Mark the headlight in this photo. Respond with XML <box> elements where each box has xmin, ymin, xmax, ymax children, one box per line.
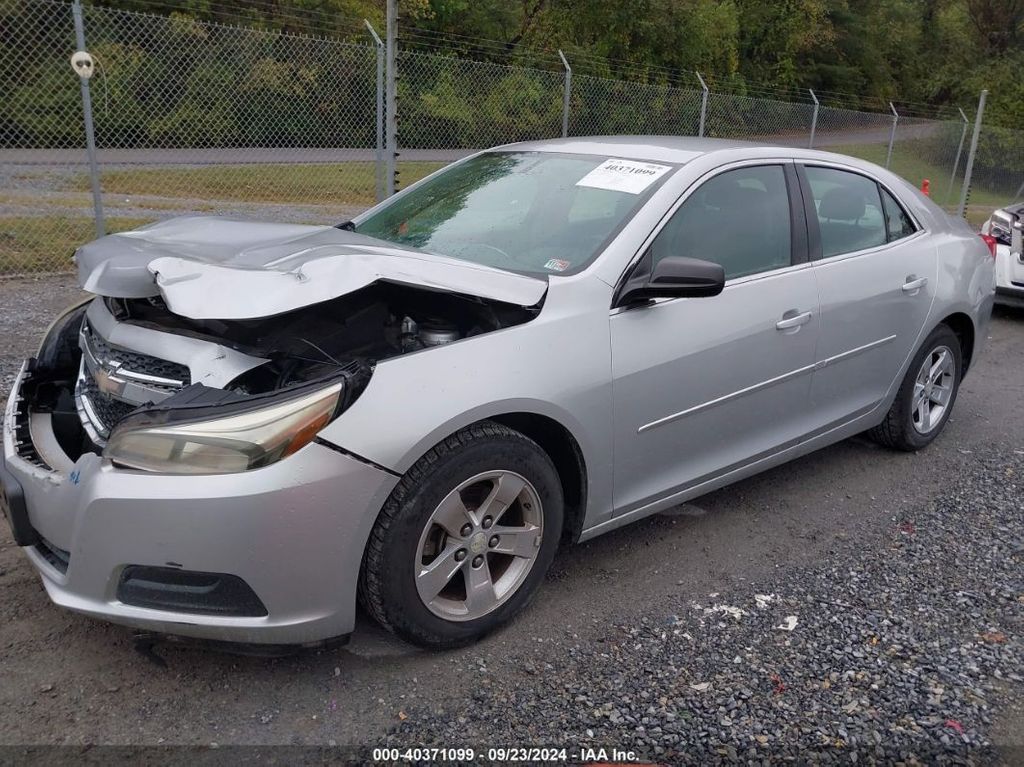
<box><xmin>105</xmin><ymin>383</ymin><xmax>342</xmax><ymax>475</ymax></box>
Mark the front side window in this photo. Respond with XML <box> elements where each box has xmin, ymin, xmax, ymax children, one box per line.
<box><xmin>804</xmin><ymin>166</ymin><xmax>886</xmax><ymax>257</ymax></box>
<box><xmin>356</xmin><ymin>152</ymin><xmax>676</xmax><ymax>275</ymax></box>
<box><xmin>647</xmin><ymin>165</ymin><xmax>792</xmax><ymax>280</ymax></box>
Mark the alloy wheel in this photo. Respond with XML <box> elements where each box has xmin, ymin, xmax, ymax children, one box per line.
<box><xmin>414</xmin><ymin>470</ymin><xmax>543</xmax><ymax>622</ymax></box>
<box><xmin>911</xmin><ymin>344</ymin><xmax>955</xmax><ymax>434</ymax></box>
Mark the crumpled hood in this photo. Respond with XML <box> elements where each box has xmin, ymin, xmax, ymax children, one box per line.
<box><xmin>75</xmin><ymin>216</ymin><xmax>548</xmax><ymax>320</ymax></box>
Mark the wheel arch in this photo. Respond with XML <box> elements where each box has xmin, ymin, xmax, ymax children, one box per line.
<box><xmin>486</xmin><ymin>412</ymin><xmax>589</xmax><ymax>545</ymax></box>
<box><xmin>938</xmin><ymin>311</ymin><xmax>975</xmax><ymax>374</ymax></box>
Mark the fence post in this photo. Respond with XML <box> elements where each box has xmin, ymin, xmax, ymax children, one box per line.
<box><xmin>71</xmin><ymin>0</ymin><xmax>104</xmax><ymax>238</ymax></box>
<box><xmin>384</xmin><ymin>0</ymin><xmax>398</xmax><ymax>196</ymax></box>
<box><xmin>957</xmin><ymin>90</ymin><xmax>987</xmax><ymax>219</ymax></box>
<box><xmin>945</xmin><ymin>108</ymin><xmax>969</xmax><ymax>208</ymax></box>
<box><xmin>558</xmin><ymin>50</ymin><xmax>571</xmax><ymax>138</ymax></box>
<box><xmin>808</xmin><ymin>89</ymin><xmax>819</xmax><ymax>148</ymax></box>
<box><xmin>885</xmin><ymin>102</ymin><xmax>898</xmax><ymax>169</ymax></box>
<box><xmin>364</xmin><ymin>20</ymin><xmax>385</xmax><ymax>203</ymax></box>
<box><xmin>695</xmin><ymin>71</ymin><xmax>709</xmax><ymax>138</ymax></box>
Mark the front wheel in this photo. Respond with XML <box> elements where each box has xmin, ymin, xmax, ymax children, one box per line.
<box><xmin>358</xmin><ymin>422</ymin><xmax>563</xmax><ymax>648</ymax></box>
<box><xmin>868</xmin><ymin>324</ymin><xmax>962</xmax><ymax>451</ymax></box>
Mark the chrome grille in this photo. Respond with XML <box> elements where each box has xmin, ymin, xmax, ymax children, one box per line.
<box><xmin>75</xmin><ymin>321</ymin><xmax>191</xmax><ymax>444</ymax></box>
<box><xmin>77</xmin><ymin>372</ymin><xmax>139</xmax><ymax>437</ymax></box>
<box><xmin>80</xmin><ymin>320</ymin><xmax>190</xmax><ymax>388</ymax></box>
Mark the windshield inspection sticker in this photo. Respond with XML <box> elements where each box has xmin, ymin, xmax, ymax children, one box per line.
<box><xmin>544</xmin><ymin>258</ymin><xmax>571</xmax><ymax>272</ymax></box>
<box><xmin>576</xmin><ymin>158</ymin><xmax>672</xmax><ymax>194</ymax></box>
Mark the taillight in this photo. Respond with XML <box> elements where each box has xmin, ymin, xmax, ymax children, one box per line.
<box><xmin>980</xmin><ymin>233</ymin><xmax>997</xmax><ymax>259</ymax></box>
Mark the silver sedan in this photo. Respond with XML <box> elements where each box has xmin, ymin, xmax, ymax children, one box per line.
<box><xmin>1</xmin><ymin>137</ymin><xmax>995</xmax><ymax>649</ymax></box>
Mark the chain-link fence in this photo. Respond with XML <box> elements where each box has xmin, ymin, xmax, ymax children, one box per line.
<box><xmin>2</xmin><ymin>0</ymin><xmax>1023</xmax><ymax>276</ymax></box>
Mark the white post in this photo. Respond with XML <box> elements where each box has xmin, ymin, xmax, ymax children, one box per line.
<box><xmin>385</xmin><ymin>0</ymin><xmax>398</xmax><ymax>196</ymax></box>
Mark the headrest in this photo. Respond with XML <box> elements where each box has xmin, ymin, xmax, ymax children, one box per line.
<box><xmin>704</xmin><ymin>181</ymin><xmax>768</xmax><ymax>210</ymax></box>
<box><xmin>819</xmin><ymin>186</ymin><xmax>865</xmax><ymax>221</ymax></box>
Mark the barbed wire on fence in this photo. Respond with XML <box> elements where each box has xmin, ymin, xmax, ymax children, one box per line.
<box><xmin>1</xmin><ymin>0</ymin><xmax>1022</xmax><ymax>276</ymax></box>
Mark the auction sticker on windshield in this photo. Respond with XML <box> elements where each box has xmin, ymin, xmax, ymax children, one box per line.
<box><xmin>575</xmin><ymin>158</ymin><xmax>671</xmax><ymax>194</ymax></box>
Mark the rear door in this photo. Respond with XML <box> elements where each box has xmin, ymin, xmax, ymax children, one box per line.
<box><xmin>610</xmin><ymin>161</ymin><xmax>822</xmax><ymax>515</ymax></box>
<box><xmin>799</xmin><ymin>164</ymin><xmax>937</xmax><ymax>428</ymax></box>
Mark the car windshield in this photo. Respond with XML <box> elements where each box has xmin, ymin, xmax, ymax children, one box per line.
<box><xmin>354</xmin><ymin>151</ymin><xmax>676</xmax><ymax>275</ymax></box>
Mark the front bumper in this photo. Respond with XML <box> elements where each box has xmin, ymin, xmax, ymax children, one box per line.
<box><xmin>3</xmin><ymin>368</ymin><xmax>398</xmax><ymax>644</ymax></box>
<box><xmin>994</xmin><ymin>242</ymin><xmax>1024</xmax><ymax>307</ymax></box>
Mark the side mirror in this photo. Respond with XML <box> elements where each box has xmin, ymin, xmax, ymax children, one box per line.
<box><xmin>616</xmin><ymin>256</ymin><xmax>725</xmax><ymax>307</ymax></box>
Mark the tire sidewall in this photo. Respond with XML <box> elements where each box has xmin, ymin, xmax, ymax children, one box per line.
<box><xmin>377</xmin><ymin>432</ymin><xmax>563</xmax><ymax>647</ymax></box>
<box><xmin>898</xmin><ymin>326</ymin><xmax>962</xmax><ymax>449</ymax></box>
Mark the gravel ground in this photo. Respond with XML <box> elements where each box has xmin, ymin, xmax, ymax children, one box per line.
<box><xmin>0</xmin><ymin>276</ymin><xmax>86</xmax><ymax>400</ymax></box>
<box><xmin>389</xmin><ymin>451</ymin><xmax>1024</xmax><ymax>763</ymax></box>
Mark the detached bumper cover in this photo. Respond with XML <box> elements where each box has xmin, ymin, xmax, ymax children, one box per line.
<box><xmin>3</xmin><ymin>371</ymin><xmax>398</xmax><ymax>644</ymax></box>
<box><xmin>0</xmin><ymin>447</ymin><xmax>35</xmax><ymax>547</ymax></box>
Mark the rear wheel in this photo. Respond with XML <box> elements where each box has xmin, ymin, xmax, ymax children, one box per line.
<box><xmin>359</xmin><ymin>422</ymin><xmax>563</xmax><ymax>648</ymax></box>
<box><xmin>868</xmin><ymin>324</ymin><xmax>962</xmax><ymax>451</ymax></box>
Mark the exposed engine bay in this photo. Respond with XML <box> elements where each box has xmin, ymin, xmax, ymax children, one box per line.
<box><xmin>20</xmin><ymin>282</ymin><xmax>539</xmax><ymax>465</ymax></box>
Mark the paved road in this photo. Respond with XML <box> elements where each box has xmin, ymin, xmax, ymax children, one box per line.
<box><xmin>0</xmin><ymin>278</ymin><xmax>1020</xmax><ymax>752</ymax></box>
<box><xmin>0</xmin><ymin>124</ymin><xmax>942</xmax><ymax>167</ymax></box>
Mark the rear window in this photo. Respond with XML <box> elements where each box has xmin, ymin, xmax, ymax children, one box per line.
<box><xmin>880</xmin><ymin>187</ymin><xmax>917</xmax><ymax>242</ymax></box>
<box><xmin>804</xmin><ymin>166</ymin><xmax>886</xmax><ymax>258</ymax></box>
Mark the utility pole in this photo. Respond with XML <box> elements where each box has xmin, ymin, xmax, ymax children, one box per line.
<box><xmin>71</xmin><ymin>0</ymin><xmax>104</xmax><ymax>237</ymax></box>
<box><xmin>364</xmin><ymin>20</ymin><xmax>385</xmax><ymax>202</ymax></box>
<box><xmin>385</xmin><ymin>0</ymin><xmax>398</xmax><ymax>196</ymax></box>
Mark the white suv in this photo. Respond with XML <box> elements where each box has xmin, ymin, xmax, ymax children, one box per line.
<box><xmin>982</xmin><ymin>202</ymin><xmax>1024</xmax><ymax>308</ymax></box>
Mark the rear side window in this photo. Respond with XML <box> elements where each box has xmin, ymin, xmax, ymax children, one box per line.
<box><xmin>648</xmin><ymin>165</ymin><xmax>792</xmax><ymax>280</ymax></box>
<box><xmin>880</xmin><ymin>187</ymin><xmax>917</xmax><ymax>242</ymax></box>
<box><xmin>805</xmin><ymin>166</ymin><xmax>886</xmax><ymax>257</ymax></box>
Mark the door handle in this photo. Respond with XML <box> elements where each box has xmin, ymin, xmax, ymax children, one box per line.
<box><xmin>776</xmin><ymin>310</ymin><xmax>812</xmax><ymax>331</ymax></box>
<box><xmin>902</xmin><ymin>276</ymin><xmax>928</xmax><ymax>293</ymax></box>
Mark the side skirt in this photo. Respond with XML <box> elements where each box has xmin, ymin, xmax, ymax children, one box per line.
<box><xmin>578</xmin><ymin>403</ymin><xmax>885</xmax><ymax>543</ymax></box>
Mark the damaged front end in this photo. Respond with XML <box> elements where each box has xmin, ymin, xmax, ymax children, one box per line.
<box><xmin>23</xmin><ymin>275</ymin><xmax>541</xmax><ymax>475</ymax></box>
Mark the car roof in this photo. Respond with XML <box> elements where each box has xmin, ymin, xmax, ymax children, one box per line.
<box><xmin>499</xmin><ymin>135</ymin><xmax>912</xmax><ymax>172</ymax></box>
<box><xmin>500</xmin><ymin>135</ymin><xmax>755</xmax><ymax>164</ymax></box>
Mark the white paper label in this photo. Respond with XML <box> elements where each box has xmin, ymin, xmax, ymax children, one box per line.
<box><xmin>575</xmin><ymin>158</ymin><xmax>672</xmax><ymax>194</ymax></box>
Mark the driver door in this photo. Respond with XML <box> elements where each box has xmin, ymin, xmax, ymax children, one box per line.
<box><xmin>610</xmin><ymin>162</ymin><xmax>822</xmax><ymax>515</ymax></box>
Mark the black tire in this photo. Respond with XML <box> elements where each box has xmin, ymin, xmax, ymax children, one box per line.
<box><xmin>358</xmin><ymin>421</ymin><xmax>563</xmax><ymax>649</ymax></box>
<box><xmin>868</xmin><ymin>324</ymin><xmax>962</xmax><ymax>451</ymax></box>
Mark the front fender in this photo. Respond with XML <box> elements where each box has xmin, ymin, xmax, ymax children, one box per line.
<box><xmin>316</xmin><ymin>276</ymin><xmax>617</xmax><ymax>528</ymax></box>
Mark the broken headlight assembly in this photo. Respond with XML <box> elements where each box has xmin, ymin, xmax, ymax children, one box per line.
<box><xmin>104</xmin><ymin>382</ymin><xmax>342</xmax><ymax>475</ymax></box>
